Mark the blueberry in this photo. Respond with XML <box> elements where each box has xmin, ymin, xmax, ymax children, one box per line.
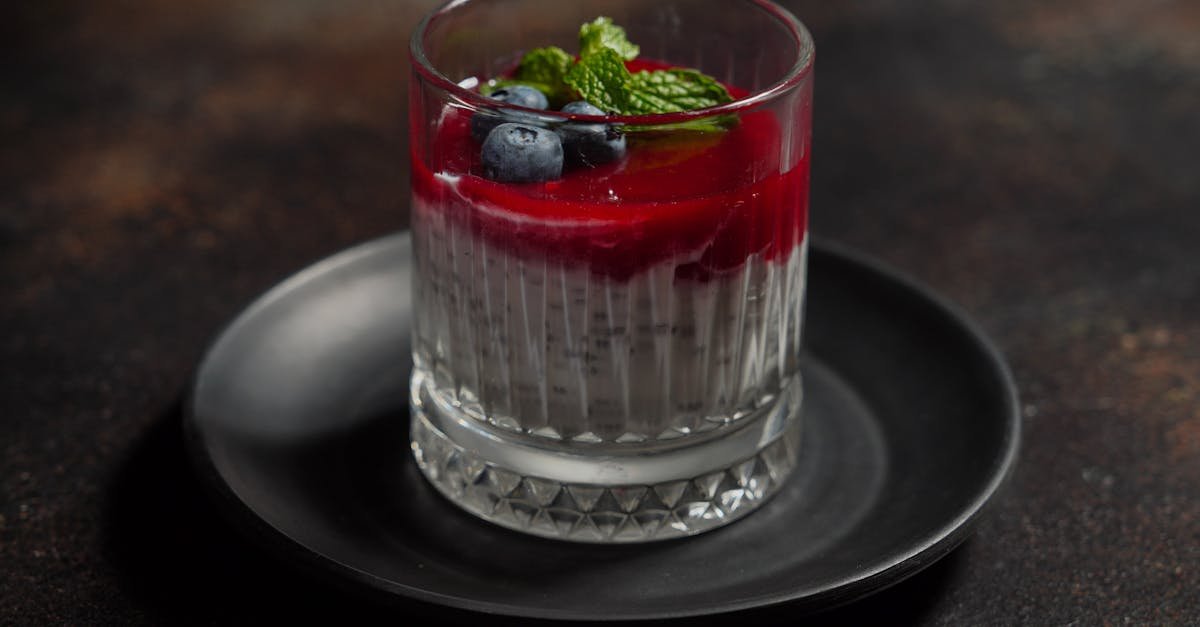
<box><xmin>481</xmin><ymin>123</ymin><xmax>563</xmax><ymax>183</ymax></box>
<box><xmin>560</xmin><ymin>100</ymin><xmax>606</xmax><ymax>116</ymax></box>
<box><xmin>556</xmin><ymin>100</ymin><xmax>626</xmax><ymax>167</ymax></box>
<box><xmin>491</xmin><ymin>86</ymin><xmax>548</xmax><ymax>110</ymax></box>
<box><xmin>470</xmin><ymin>86</ymin><xmax>550</xmax><ymax>142</ymax></box>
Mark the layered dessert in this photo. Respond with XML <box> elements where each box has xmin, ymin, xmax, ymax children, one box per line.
<box><xmin>408</xmin><ymin>14</ymin><xmax>812</xmax><ymax>541</ymax></box>
<box><xmin>411</xmin><ymin>100</ymin><xmax>809</xmax><ymax>443</ymax></box>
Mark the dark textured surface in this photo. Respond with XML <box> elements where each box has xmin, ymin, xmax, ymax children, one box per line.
<box><xmin>2</xmin><ymin>0</ymin><xmax>1197</xmax><ymax>624</ymax></box>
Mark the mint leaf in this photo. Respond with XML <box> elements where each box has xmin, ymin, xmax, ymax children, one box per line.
<box><xmin>515</xmin><ymin>46</ymin><xmax>573</xmax><ymax>90</ymax></box>
<box><xmin>579</xmin><ymin>16</ymin><xmax>640</xmax><ymax>61</ymax></box>
<box><xmin>626</xmin><ymin>69</ymin><xmax>733</xmax><ymax>114</ymax></box>
<box><xmin>565</xmin><ymin>52</ymin><xmax>734</xmax><ymax>120</ymax></box>
<box><xmin>563</xmin><ymin>48</ymin><xmax>631</xmax><ymax>113</ymax></box>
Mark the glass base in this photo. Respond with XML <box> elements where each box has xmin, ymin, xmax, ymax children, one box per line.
<box><xmin>409</xmin><ymin>370</ymin><xmax>803</xmax><ymax>543</ymax></box>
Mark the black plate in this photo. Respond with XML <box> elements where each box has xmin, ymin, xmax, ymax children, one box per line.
<box><xmin>186</xmin><ymin>233</ymin><xmax>1019</xmax><ymax>621</ymax></box>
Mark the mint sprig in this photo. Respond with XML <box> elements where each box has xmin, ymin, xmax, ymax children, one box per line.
<box><xmin>482</xmin><ymin>17</ymin><xmax>734</xmax><ymax>129</ymax></box>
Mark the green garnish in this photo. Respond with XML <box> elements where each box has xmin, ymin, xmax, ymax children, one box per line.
<box><xmin>627</xmin><ymin>68</ymin><xmax>734</xmax><ymax>114</ymax></box>
<box><xmin>483</xmin><ymin>17</ymin><xmax>735</xmax><ymax>129</ymax></box>
<box><xmin>499</xmin><ymin>46</ymin><xmax>575</xmax><ymax>104</ymax></box>
<box><xmin>579</xmin><ymin>16</ymin><xmax>640</xmax><ymax>61</ymax></box>
<box><xmin>563</xmin><ymin>48</ymin><xmax>629</xmax><ymax>113</ymax></box>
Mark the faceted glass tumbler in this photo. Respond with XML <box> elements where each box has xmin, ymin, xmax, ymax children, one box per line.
<box><xmin>408</xmin><ymin>0</ymin><xmax>814</xmax><ymax>542</ymax></box>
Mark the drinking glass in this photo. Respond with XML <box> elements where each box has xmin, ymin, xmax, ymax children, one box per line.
<box><xmin>408</xmin><ymin>0</ymin><xmax>814</xmax><ymax>542</ymax></box>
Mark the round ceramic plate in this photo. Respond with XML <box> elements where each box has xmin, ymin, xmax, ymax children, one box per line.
<box><xmin>186</xmin><ymin>233</ymin><xmax>1019</xmax><ymax>620</ymax></box>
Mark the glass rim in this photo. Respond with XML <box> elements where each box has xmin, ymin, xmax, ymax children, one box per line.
<box><xmin>409</xmin><ymin>0</ymin><xmax>815</xmax><ymax>125</ymax></box>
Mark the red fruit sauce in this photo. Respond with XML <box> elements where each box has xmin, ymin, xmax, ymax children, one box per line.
<box><xmin>410</xmin><ymin>61</ymin><xmax>809</xmax><ymax>281</ymax></box>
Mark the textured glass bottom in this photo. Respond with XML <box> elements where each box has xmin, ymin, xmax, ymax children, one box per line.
<box><xmin>410</xmin><ymin>381</ymin><xmax>802</xmax><ymax>543</ymax></box>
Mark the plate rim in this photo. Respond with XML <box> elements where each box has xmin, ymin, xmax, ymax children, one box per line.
<box><xmin>184</xmin><ymin>232</ymin><xmax>1021</xmax><ymax>620</ymax></box>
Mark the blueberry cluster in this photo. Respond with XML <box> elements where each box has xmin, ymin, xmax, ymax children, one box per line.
<box><xmin>473</xmin><ymin>86</ymin><xmax>626</xmax><ymax>183</ymax></box>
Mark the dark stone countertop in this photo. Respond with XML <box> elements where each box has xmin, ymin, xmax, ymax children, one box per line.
<box><xmin>3</xmin><ymin>1</ymin><xmax>1198</xmax><ymax>624</ymax></box>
